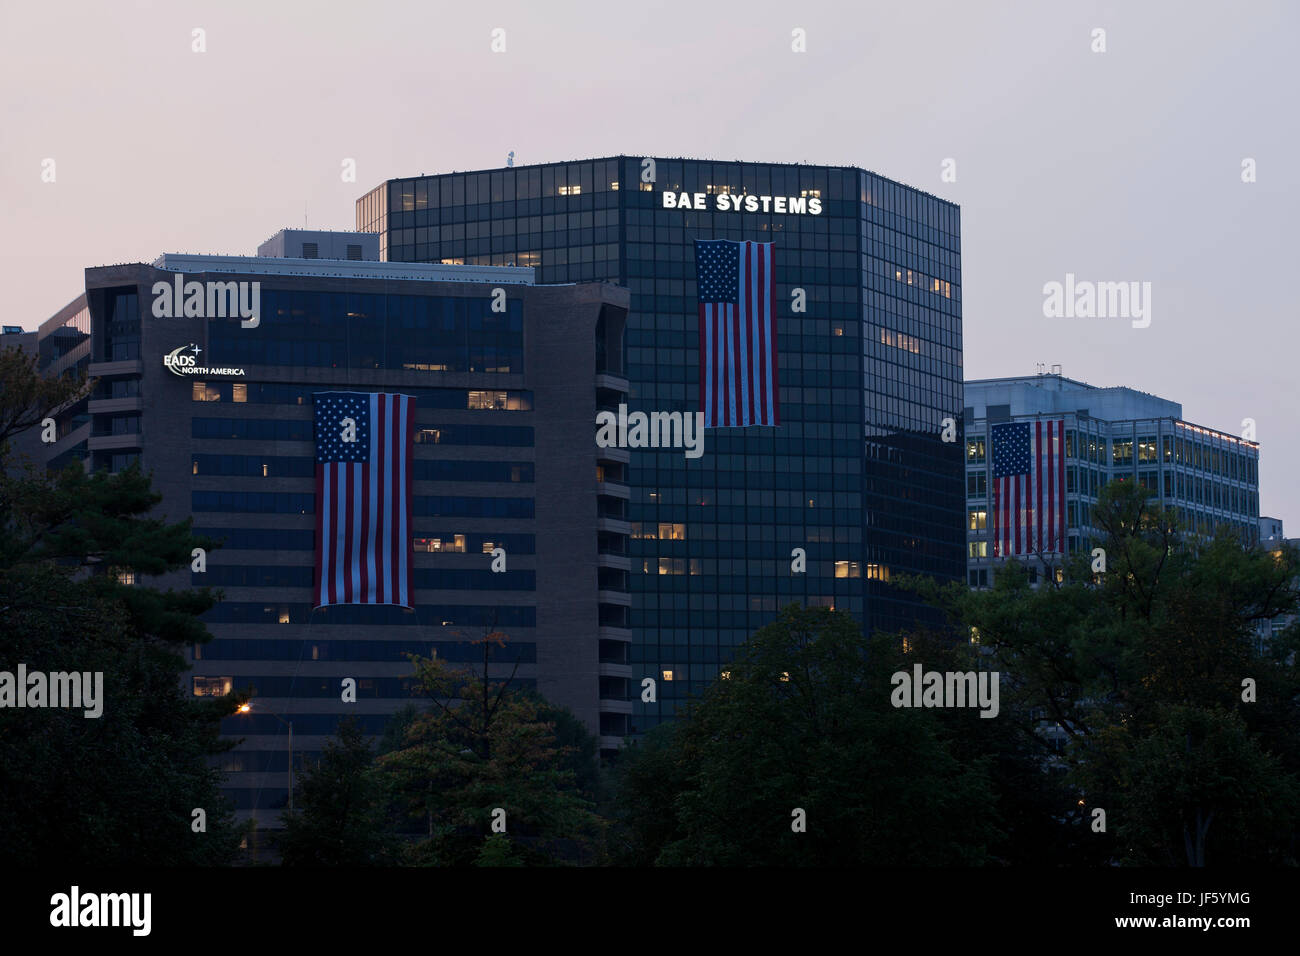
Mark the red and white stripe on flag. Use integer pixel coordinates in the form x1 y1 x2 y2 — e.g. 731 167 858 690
993 418 1067 557
314 391 414 608
696 239 779 427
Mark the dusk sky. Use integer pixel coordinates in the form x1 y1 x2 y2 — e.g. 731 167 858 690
2 0 1294 526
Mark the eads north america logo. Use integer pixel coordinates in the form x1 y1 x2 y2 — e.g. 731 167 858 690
163 343 245 378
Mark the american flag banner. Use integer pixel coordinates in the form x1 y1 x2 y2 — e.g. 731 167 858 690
314 391 415 608
991 419 1067 557
695 239 779 427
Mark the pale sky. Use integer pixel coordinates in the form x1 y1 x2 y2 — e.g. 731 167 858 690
2 0 1295 527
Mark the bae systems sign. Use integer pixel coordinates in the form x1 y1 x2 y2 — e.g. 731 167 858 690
662 191 822 215
163 344 245 378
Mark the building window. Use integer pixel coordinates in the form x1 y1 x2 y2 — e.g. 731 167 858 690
966 438 985 463
114 568 135 586
968 509 987 531
414 535 467 553
658 557 686 575
661 669 674 681
347 244 363 260
232 384 247 403
968 541 988 559
192 676 232 697
834 560 861 578
192 382 221 402
301 242 318 258
967 472 987 496
1112 440 1133 466
467 390 508 410
658 522 686 541
865 564 891 581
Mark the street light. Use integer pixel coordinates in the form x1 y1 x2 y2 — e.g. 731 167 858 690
237 702 294 813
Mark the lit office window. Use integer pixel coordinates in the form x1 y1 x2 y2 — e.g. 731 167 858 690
658 522 686 540
658 557 685 575
192 382 220 402
834 560 861 578
968 509 987 531
192 676 232 697
661 669 673 681
467 390 507 410
414 535 467 553
967 541 988 558
232 384 247 403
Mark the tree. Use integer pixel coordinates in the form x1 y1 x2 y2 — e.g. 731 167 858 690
375 632 605 865
0 354 246 865
0 344 90 451
908 479 1300 865
615 604 1000 865
279 716 396 865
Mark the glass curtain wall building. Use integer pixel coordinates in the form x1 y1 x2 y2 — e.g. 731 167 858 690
964 373 1260 588
360 156 966 737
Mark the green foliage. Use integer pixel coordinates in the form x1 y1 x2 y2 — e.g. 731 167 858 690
375 639 605 865
907 479 1300 866
0 344 91 452
0 354 245 865
616 604 1000 865
280 716 396 865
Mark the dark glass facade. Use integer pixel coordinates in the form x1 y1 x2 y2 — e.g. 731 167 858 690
363 156 966 737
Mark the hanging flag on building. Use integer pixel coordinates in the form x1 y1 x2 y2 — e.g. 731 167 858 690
695 239 779 427
314 391 415 608
991 419 1067 557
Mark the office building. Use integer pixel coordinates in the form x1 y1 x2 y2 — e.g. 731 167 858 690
964 372 1260 588
357 155 967 737
32 242 629 821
